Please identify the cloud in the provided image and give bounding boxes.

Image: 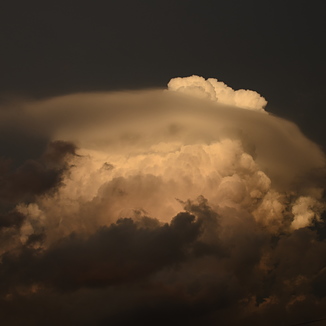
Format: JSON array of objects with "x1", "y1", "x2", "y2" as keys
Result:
[
  {"x1": 0, "y1": 213, "x2": 200, "y2": 292},
  {"x1": 0, "y1": 141, "x2": 76, "y2": 205},
  {"x1": 0, "y1": 77, "x2": 325, "y2": 325},
  {"x1": 0, "y1": 211, "x2": 25, "y2": 230},
  {"x1": 168, "y1": 75, "x2": 268, "y2": 112},
  {"x1": 1, "y1": 199, "x2": 326, "y2": 325}
]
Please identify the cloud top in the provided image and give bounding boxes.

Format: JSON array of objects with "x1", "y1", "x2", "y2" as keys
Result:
[{"x1": 168, "y1": 75, "x2": 268, "y2": 112}]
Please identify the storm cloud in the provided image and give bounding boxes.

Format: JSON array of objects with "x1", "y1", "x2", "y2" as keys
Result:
[{"x1": 0, "y1": 76, "x2": 325, "y2": 325}]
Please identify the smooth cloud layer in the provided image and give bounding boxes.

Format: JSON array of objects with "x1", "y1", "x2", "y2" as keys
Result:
[{"x1": 0, "y1": 77, "x2": 325, "y2": 325}]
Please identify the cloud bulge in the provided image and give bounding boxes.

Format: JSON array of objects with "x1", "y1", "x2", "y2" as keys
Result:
[{"x1": 168, "y1": 75, "x2": 268, "y2": 112}]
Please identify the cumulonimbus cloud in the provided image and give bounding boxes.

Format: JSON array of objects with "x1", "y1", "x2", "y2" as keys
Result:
[{"x1": 0, "y1": 76, "x2": 325, "y2": 325}]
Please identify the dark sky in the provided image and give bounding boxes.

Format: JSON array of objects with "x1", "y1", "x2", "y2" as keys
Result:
[{"x1": 1, "y1": 0, "x2": 325, "y2": 147}]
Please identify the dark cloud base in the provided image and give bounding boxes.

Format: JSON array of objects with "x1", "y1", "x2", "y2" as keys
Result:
[{"x1": 1, "y1": 193, "x2": 326, "y2": 325}]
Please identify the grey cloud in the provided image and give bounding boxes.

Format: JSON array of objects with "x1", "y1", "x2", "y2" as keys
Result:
[
  {"x1": 0, "y1": 199, "x2": 325, "y2": 325},
  {"x1": 0, "y1": 211, "x2": 25, "y2": 230},
  {"x1": 0, "y1": 212, "x2": 201, "y2": 293},
  {"x1": 0, "y1": 140, "x2": 76, "y2": 205}
]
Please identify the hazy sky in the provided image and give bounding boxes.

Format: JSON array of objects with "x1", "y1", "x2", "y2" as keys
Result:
[{"x1": 1, "y1": 2, "x2": 326, "y2": 325}]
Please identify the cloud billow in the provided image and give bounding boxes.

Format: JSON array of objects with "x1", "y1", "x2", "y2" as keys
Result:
[{"x1": 0, "y1": 76, "x2": 325, "y2": 325}]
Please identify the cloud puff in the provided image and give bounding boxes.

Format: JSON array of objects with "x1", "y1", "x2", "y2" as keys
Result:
[
  {"x1": 0, "y1": 78, "x2": 325, "y2": 325},
  {"x1": 168, "y1": 75, "x2": 268, "y2": 112}
]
